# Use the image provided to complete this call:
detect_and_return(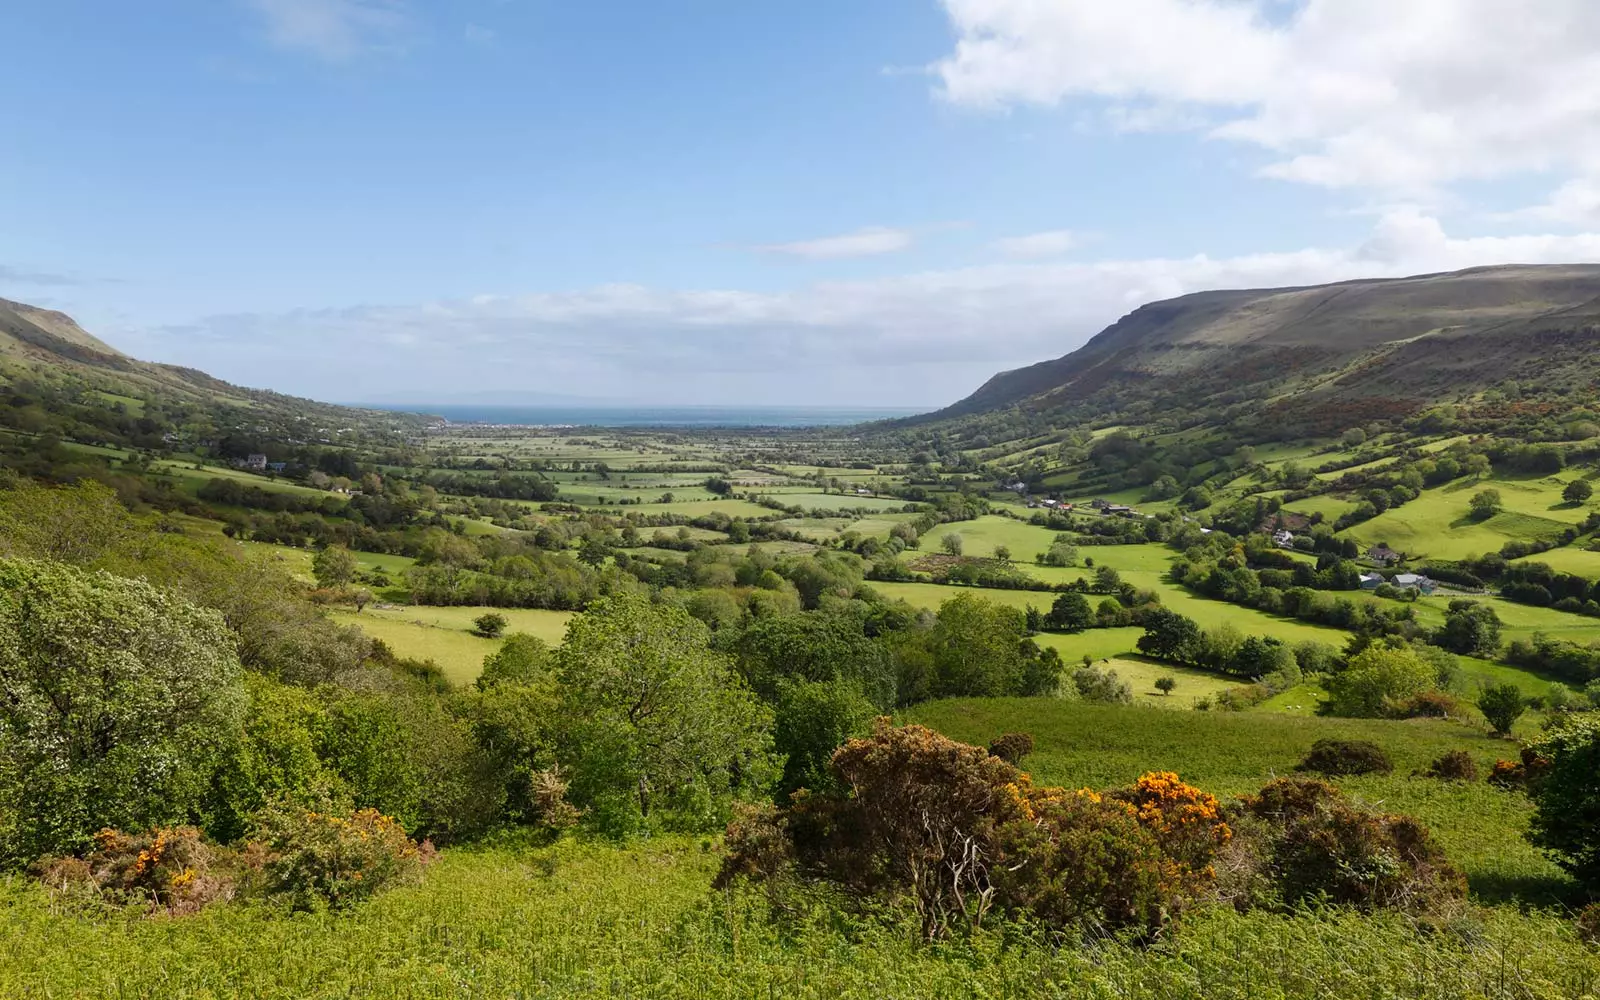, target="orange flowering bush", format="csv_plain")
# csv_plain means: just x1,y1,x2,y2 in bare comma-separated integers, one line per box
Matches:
249,804,434,911
1109,771,1232,879
1487,745,1552,789
991,784,1180,938
719,720,1226,940
35,826,230,915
